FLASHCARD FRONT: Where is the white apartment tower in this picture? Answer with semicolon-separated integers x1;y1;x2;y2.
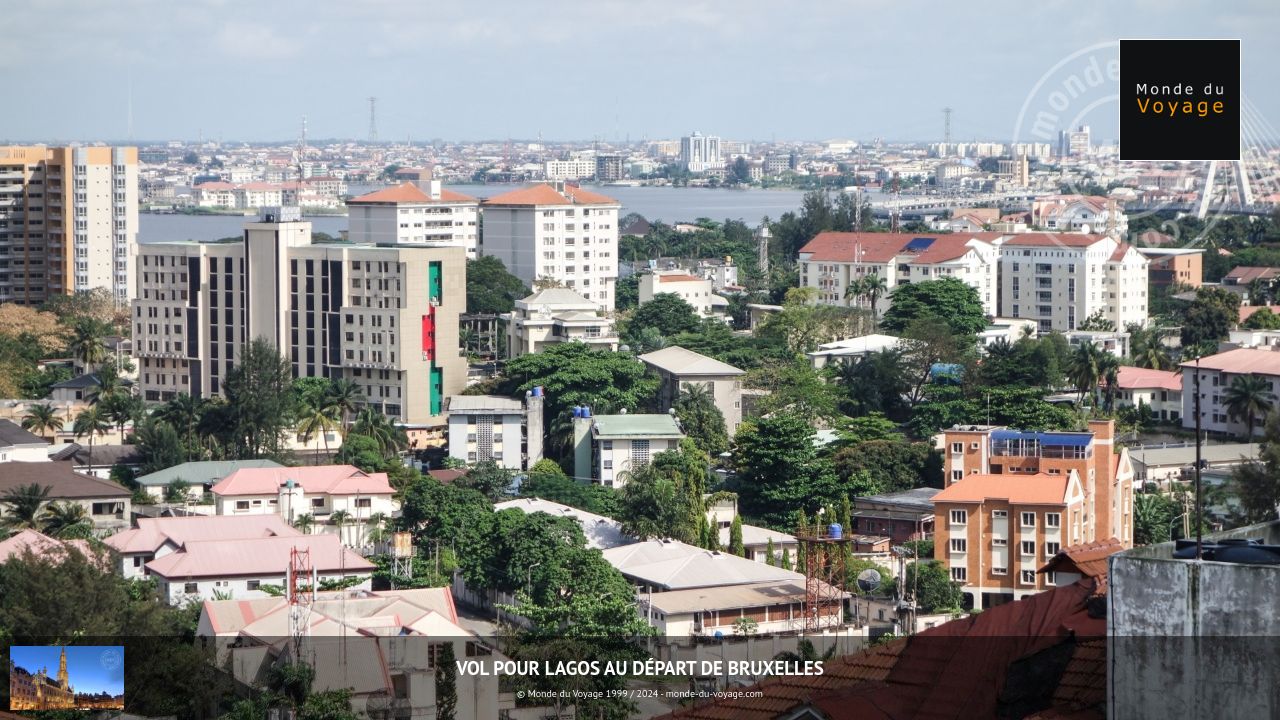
0;146;137;305
996;234;1148;333
680;132;724;172
480;183;621;311
132;208;466;429
346;181;480;258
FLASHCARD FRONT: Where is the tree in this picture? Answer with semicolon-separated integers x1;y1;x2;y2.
324;379;364;436
21;403;63;441
880;278;987;336
299;689;359;720
1068;342;1110;406
837;349;911;420
329;510;351;545
350;407;407;456
1;483;51;533
293;514;315;534
674;382;729;457
728;515;745;556
1077;310;1116;331
732;413;841;528
296;398;340;459
39;501;92;538
154;393;204;461
833;440;943;494
1128;323;1174;370
466;255;530;314
72;405;110;470
1223;375;1275;438
223;338;295;458
68;317;110;371
0;303;70;353
519;459;619;516
456;459;513;500
756;287;867;354
1133;491;1181;545
435;642;458;720
626;293;701;341
615;274;640;311
904;560;963;613
898;316;974;406
749;358;842;421
616;446;705;543
1180;286;1241;355
1243;307;1280;330
135;419;188;475
163;478;191;504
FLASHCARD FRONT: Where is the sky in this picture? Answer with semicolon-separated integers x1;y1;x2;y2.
9;645;125;696
1;0;1278;144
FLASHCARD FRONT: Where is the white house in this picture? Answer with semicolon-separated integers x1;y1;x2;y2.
0;420;51;463
571;411;685;488
638;271;728;320
105;515;302;580
132;459;283;501
503;288;619;359
806;334;903;369
210;464;397;544
1113;366;1182;421
1181;348;1280;438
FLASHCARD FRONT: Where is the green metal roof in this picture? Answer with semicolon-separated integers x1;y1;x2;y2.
134;459;284;487
590;414;684;439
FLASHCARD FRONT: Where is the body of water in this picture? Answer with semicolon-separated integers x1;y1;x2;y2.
139;184;815;244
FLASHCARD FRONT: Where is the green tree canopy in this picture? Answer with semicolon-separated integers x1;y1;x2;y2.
625;292;701;342
731;412;841;528
466;256;530;314
223;338;295;458
904;560;963;613
880;277;988;336
673;382;729;457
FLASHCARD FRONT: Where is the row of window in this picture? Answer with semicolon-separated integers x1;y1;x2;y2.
950;538;1061;557
950;567;1050;584
949;509;1061;528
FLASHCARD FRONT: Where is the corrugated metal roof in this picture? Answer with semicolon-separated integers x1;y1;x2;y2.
590;414;684;439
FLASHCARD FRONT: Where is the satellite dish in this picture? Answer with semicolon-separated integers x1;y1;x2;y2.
857;568;882;593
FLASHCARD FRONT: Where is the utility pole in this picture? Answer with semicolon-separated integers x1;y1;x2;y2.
1194;357;1203;560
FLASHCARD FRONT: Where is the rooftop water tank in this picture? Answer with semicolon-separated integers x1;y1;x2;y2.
828;523;844;540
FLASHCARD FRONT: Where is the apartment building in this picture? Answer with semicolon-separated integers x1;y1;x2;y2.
444;391;544;470
638;345;745;434
1114;366;1182;421
0;146;137;305
797;232;1000;316
679;132;724;172
544;158;597;181
938;419;1133;560
571;411;685;487
1180;348;1280;438
347;181;480;257
1138;247;1203;288
132;207;465;430
995;233;1148;332
933;471;1088;608
479;182;620;310
504;287;618;358
638;270;727;319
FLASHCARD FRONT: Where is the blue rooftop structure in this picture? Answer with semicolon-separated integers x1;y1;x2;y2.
990;429;1094;459
905;237;936;252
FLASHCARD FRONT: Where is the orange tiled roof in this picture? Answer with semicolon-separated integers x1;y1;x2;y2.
799;232;998;265
1114;366;1181;392
932;472;1072;505
348;182;476;204
1038;537;1124;596
1179;347;1280;376
658;274;704;283
481;183;618;206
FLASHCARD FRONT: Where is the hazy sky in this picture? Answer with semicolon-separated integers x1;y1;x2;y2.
3;0;1277;144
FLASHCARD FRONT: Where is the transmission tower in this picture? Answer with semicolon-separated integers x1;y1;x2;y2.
794;523;850;633
368;96;378;143
942;107;953;145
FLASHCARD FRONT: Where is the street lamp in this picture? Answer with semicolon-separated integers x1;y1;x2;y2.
525;562;542;592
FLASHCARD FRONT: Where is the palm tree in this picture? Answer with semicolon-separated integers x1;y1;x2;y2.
773;638;838;663
1068;342;1107;406
68;319;109;373
98;391;141;441
843;276;866;309
329;510;351;545
296;401;340;461
1101;358;1121;412
365;512;389;547
86;362;122;405
861;273;888;323
21;404;63;441
324;379;364;436
293;513;315;535
72;405;110;471
1;483;51;534
1223;375;1275;438
352;407;407;455
1128;323;1174;371
155;393;203;460
39;501;93;539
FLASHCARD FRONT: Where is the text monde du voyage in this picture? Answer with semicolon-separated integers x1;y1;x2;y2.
1134;82;1228;118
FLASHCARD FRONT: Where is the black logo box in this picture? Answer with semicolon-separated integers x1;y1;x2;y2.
1119;39;1240;161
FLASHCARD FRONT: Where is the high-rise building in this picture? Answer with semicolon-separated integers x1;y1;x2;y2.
346;181;479;258
480;183;620;310
132;207;465;431
679;132;724;172
1058;125;1091;157
0;146;137;305
595;154;624;182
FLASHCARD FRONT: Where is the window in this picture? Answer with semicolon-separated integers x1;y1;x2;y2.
950;469;963;482
311;498;324;508
1021;512;1036;527
247;580;260;591
950;442;963;453
603;459;613;470
992;510;1008;519
602;440;613;450
356;498;372;508
950;566;967;582
1021;540;1036;556
992;538;1007;546
1021;570;1037;585
1045;513;1061;528
1045;541;1061;557
132;556;143;568
949;509;967;525
235;500;250;511
992;566;1007;575
184;583;198;594
949;538;967;553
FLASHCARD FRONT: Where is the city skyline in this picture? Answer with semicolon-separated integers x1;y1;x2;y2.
2;0;1278;143
9;645;124;697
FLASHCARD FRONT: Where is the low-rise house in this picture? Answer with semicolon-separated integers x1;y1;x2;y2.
210;464;397;545
0;420;51;463
48;373;133;403
105;515;302;579
145;532;373;604
639;346;745;434
1064;329;1130;358
197;588;511;720
47;443;141;479
806;334;903;369
1113;366;1182;421
504;288;619;359
0;529;99;565
571;411;685;488
0;462;131;534
494;497;632;550
717;523;799;564
1180;348;1280;438
638;271;728;320
133;459;284;501
851;487;939;543
1128;442;1259;490
445;392;544;470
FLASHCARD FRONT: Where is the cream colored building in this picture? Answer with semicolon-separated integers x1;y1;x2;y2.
503;287;618;358
480;182;620;310
0;145;137;305
638;345;745;434
638;270;727;320
132;207;465;430
347;181;480;258
996;233;1148;333
572;412;685;488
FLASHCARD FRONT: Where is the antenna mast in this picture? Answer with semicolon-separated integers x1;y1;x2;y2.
287;546;317;664
368;96;378;143
942;107;953;146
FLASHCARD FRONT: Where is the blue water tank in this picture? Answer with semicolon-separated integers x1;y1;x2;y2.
532;386;543;397
828;523;844;539
572;406;582;418
582;406;592;418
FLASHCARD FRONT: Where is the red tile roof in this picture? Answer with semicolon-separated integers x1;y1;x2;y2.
932;472;1073;505
1038;537;1124;597
798;232;998;265
1115;366;1181;392
1223;266;1280;284
348;182;476;204
1109;243;1137;262
1179;347;1280;376
481;183;618;206
212;464;394;497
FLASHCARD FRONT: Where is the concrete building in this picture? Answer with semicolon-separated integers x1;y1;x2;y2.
544;157;596;181
0;145;137;305
807;334;903;369
1180;348;1280;438
996;233;1148;332
479;183;621;310
595;154;624;182
798;232;1000;317
637;270;727;320
105;514;302;580
572;411;684;487
1113;366;1182;421
133;207;465;430
1138;247;1203;288
210;464;396;544
939;419;1133;558
0;420;50;463
0;462;130;534
1028;195;1126;236
494;497;631;550
1058;125;1091;157
346;182;480;258
679;132;723;172
503;287;618;358
933;470;1089;608
850;487;939;543
1127;442;1258;490
445;392;544;470
133;459;283;501
1110;520;1280;720
638;345;745;435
